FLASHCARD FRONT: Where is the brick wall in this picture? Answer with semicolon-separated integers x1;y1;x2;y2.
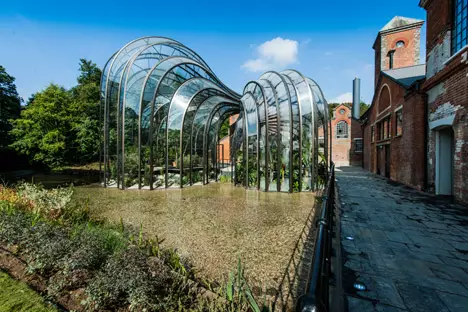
331;104;352;166
374;23;423;86
422;0;468;203
424;51;468;201
423;0;453;53
350;118;363;166
382;28;422;70
362;75;426;190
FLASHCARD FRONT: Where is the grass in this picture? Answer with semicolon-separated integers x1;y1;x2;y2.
0;271;57;312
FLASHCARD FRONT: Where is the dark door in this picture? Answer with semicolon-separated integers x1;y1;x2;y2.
385;145;391;178
376;147;381;175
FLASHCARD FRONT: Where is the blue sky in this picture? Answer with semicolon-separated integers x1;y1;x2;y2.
0;0;426;104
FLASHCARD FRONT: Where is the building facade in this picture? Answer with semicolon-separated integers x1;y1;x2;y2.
331;104;352;166
361;17;427;190
327;104;363;167
420;0;468;202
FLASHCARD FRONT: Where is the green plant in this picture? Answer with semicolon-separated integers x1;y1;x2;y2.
182;175;189;186
221;258;269;312
16;182;74;220
85;246;176;311
192;171;202;183
219;175;230;183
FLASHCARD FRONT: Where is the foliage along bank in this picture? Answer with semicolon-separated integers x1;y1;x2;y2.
4;59;101;169
0;183;268;311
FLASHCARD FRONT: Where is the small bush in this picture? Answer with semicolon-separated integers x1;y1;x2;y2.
17;182;74;219
85;247;176;311
47;226;122;297
22;221;73;276
0;207;33;245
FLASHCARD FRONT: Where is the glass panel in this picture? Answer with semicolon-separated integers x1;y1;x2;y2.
283;70;315;191
241;93;258;188
260;72;292;192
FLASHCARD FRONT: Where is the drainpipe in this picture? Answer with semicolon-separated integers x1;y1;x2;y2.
362;123;365;169
423;83;428;191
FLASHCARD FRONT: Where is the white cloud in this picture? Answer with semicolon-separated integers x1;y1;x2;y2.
331;92;353;103
324;51;334;56
242;37;298;72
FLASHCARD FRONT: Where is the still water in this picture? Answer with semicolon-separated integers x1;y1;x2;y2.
74;183;316;288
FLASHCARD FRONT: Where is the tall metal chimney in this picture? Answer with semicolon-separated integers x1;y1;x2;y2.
352;78;361;119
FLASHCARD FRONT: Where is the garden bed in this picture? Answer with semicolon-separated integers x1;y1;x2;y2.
0;183;268;311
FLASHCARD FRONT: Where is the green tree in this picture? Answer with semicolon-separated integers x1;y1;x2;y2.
359;101;369;116
9;59;102;168
219;117;230;138
0;66;21;149
10;84;72;167
68;59;102;163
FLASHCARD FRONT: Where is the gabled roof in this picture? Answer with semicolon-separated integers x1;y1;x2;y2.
359;65;426;125
380;16;425;32
373;16;424;49
382;64;426;88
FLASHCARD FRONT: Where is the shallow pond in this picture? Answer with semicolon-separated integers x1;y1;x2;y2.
73;183;316;289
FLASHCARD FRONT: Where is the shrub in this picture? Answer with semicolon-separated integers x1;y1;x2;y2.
85;246;176;311
0;207;33;245
16;182;74;220
47;225;124;297
21;221;73;276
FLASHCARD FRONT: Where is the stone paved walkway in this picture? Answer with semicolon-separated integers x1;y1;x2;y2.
336;166;468;312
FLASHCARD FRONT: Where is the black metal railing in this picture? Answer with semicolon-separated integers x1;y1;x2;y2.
296;163;335;312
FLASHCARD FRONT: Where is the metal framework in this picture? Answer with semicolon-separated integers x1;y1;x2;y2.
100;37;330;192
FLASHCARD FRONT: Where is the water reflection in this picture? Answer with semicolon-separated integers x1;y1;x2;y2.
74;183;316;288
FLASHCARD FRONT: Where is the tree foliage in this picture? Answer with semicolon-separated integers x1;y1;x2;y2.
9;59;102;168
0;66;22;149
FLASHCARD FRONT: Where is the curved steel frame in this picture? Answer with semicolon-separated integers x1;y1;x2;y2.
101;37;330;192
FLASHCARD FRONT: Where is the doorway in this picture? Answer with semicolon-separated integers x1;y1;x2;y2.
385;145;391;178
376;144;390;178
435;127;454;195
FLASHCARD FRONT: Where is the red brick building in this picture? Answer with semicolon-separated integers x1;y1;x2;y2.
360;17;427;190
327;104;363;166
420;0;468;202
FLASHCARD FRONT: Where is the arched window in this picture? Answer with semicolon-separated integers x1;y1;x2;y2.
336;121;348;139
378;85;391;113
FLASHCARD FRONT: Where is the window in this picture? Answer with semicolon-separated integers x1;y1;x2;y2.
388;50;395;69
340;109;346;115
377;117;391;141
396;110;403;136
371;126;375;143
336;121;348;138
452;0;468;55
396;40;405;48
319;136;325;147
354;138;363;153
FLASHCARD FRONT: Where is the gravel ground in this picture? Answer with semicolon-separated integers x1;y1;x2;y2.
73;183;316;290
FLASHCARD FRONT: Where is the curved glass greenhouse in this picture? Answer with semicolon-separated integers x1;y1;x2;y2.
100;37;330;192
